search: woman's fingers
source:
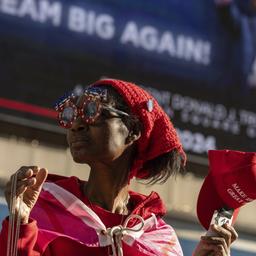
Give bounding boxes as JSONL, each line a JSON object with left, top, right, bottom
{"left": 223, "top": 223, "right": 239, "bottom": 243}
{"left": 200, "top": 241, "right": 226, "bottom": 256}
{"left": 3, "top": 166, "right": 48, "bottom": 224}
{"left": 9, "top": 166, "right": 40, "bottom": 196}
{"left": 200, "top": 223, "right": 239, "bottom": 256}
{"left": 13, "top": 178, "right": 36, "bottom": 195}
{"left": 201, "top": 235, "right": 229, "bottom": 255}
{"left": 193, "top": 223, "right": 238, "bottom": 255}
{"left": 210, "top": 223, "right": 239, "bottom": 248}
{"left": 17, "top": 166, "right": 40, "bottom": 180}
{"left": 210, "top": 224, "right": 232, "bottom": 247}
{"left": 30, "top": 168, "right": 48, "bottom": 191}
{"left": 4, "top": 166, "right": 46, "bottom": 202}
{"left": 193, "top": 236, "right": 229, "bottom": 256}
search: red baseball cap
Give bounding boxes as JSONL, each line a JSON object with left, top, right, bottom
{"left": 197, "top": 149, "right": 256, "bottom": 230}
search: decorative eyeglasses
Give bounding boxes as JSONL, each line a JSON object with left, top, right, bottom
{"left": 55, "top": 88, "right": 129, "bottom": 128}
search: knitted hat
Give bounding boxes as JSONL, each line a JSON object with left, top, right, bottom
{"left": 91, "top": 79, "right": 186, "bottom": 180}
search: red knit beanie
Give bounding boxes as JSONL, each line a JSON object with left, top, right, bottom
{"left": 91, "top": 79, "right": 186, "bottom": 180}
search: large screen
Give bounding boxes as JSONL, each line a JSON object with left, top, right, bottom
{"left": 0, "top": 0, "right": 255, "bottom": 156}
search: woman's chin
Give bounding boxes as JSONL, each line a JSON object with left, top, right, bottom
{"left": 71, "top": 150, "right": 88, "bottom": 164}
{"left": 73, "top": 157, "right": 86, "bottom": 164}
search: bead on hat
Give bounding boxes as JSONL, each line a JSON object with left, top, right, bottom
{"left": 147, "top": 99, "right": 154, "bottom": 112}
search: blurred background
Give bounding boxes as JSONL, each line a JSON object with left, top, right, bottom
{"left": 0, "top": 0, "right": 256, "bottom": 254}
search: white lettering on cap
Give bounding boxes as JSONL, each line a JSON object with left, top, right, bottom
{"left": 226, "top": 183, "right": 253, "bottom": 205}
{"left": 227, "top": 188, "right": 245, "bottom": 204}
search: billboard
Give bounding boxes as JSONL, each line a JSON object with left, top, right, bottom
{"left": 144, "top": 85, "right": 256, "bottom": 155}
{"left": 0, "top": 0, "right": 255, "bottom": 156}
{"left": 0, "top": 0, "right": 256, "bottom": 89}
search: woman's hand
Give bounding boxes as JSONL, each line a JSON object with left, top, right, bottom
{"left": 193, "top": 224, "right": 238, "bottom": 256}
{"left": 4, "top": 166, "right": 48, "bottom": 224}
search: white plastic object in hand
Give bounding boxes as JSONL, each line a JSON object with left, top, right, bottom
{"left": 206, "top": 207, "right": 234, "bottom": 236}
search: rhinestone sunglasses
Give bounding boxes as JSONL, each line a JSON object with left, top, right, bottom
{"left": 55, "top": 88, "right": 129, "bottom": 128}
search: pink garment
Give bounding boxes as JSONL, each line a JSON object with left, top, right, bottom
{"left": 0, "top": 175, "right": 183, "bottom": 256}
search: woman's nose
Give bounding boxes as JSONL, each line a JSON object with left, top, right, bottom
{"left": 70, "top": 117, "right": 88, "bottom": 132}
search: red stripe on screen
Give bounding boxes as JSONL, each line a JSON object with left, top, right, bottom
{"left": 0, "top": 98, "right": 57, "bottom": 119}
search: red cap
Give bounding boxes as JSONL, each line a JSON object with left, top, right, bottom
{"left": 91, "top": 78, "right": 186, "bottom": 180}
{"left": 197, "top": 150, "right": 256, "bottom": 230}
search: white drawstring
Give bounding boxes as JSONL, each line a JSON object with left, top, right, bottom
{"left": 7, "top": 172, "right": 23, "bottom": 256}
{"left": 105, "top": 214, "right": 145, "bottom": 256}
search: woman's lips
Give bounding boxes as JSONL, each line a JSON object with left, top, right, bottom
{"left": 70, "top": 138, "right": 90, "bottom": 148}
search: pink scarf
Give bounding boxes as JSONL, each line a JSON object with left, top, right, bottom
{"left": 31, "top": 182, "right": 183, "bottom": 256}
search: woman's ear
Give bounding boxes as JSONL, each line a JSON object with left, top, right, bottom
{"left": 124, "top": 116, "right": 142, "bottom": 144}
{"left": 126, "top": 131, "right": 141, "bottom": 144}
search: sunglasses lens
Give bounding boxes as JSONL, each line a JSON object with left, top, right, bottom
{"left": 84, "top": 101, "right": 98, "bottom": 118}
{"left": 61, "top": 106, "right": 75, "bottom": 124}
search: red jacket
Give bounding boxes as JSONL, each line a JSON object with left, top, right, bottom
{"left": 0, "top": 175, "right": 183, "bottom": 256}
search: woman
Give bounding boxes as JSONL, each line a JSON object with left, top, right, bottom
{"left": 1, "top": 79, "right": 237, "bottom": 255}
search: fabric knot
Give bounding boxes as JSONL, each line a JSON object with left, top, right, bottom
{"left": 104, "top": 214, "right": 145, "bottom": 256}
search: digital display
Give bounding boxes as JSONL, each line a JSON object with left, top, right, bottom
{"left": 0, "top": 0, "right": 255, "bottom": 156}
